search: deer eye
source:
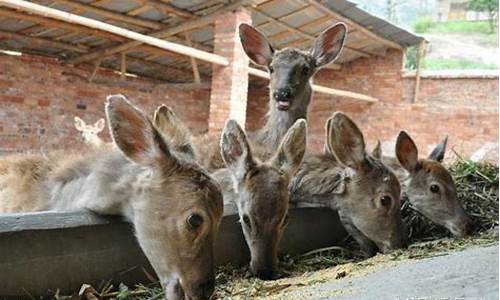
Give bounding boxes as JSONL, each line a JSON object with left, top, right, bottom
{"left": 302, "top": 66, "right": 310, "bottom": 75}
{"left": 187, "top": 214, "right": 203, "bottom": 229}
{"left": 430, "top": 184, "right": 440, "bottom": 194}
{"left": 380, "top": 195, "right": 392, "bottom": 207}
{"left": 243, "top": 214, "right": 251, "bottom": 229}
{"left": 268, "top": 66, "right": 274, "bottom": 74}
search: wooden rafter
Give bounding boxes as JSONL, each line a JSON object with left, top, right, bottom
{"left": 0, "top": 29, "right": 88, "bottom": 52}
{"left": 40, "top": 0, "right": 162, "bottom": 30}
{"left": 304, "top": 0, "right": 403, "bottom": 50}
{"left": 1, "top": 0, "right": 229, "bottom": 66}
{"left": 250, "top": 6, "right": 372, "bottom": 58}
{"left": 0, "top": 8, "right": 124, "bottom": 42}
{"left": 136, "top": 0, "right": 194, "bottom": 19}
{"left": 66, "top": 0, "right": 247, "bottom": 64}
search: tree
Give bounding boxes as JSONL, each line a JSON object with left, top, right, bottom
{"left": 468, "top": 0, "right": 499, "bottom": 33}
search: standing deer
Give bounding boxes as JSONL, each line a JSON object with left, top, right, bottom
{"left": 74, "top": 116, "right": 105, "bottom": 147}
{"left": 153, "top": 106, "right": 307, "bottom": 280}
{"left": 373, "top": 132, "right": 472, "bottom": 237}
{"left": 291, "top": 112, "right": 404, "bottom": 256}
{"left": 0, "top": 95, "right": 224, "bottom": 300}
{"left": 193, "top": 22, "right": 347, "bottom": 170}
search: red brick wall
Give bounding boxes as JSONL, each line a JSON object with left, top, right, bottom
{"left": 246, "top": 49, "right": 499, "bottom": 162}
{"left": 0, "top": 54, "right": 210, "bottom": 155}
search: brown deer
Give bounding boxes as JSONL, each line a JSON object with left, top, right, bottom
{"left": 193, "top": 22, "right": 347, "bottom": 170}
{"left": 373, "top": 132, "right": 472, "bottom": 237}
{"left": 0, "top": 95, "right": 224, "bottom": 300}
{"left": 290, "top": 112, "right": 404, "bottom": 256}
{"left": 153, "top": 106, "right": 307, "bottom": 280}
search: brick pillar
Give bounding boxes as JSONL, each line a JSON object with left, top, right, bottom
{"left": 208, "top": 8, "right": 251, "bottom": 135}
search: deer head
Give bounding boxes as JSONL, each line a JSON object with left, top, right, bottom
{"left": 324, "top": 113, "right": 404, "bottom": 256}
{"left": 395, "top": 131, "right": 472, "bottom": 238}
{"left": 107, "top": 95, "right": 223, "bottom": 300}
{"left": 74, "top": 116, "right": 105, "bottom": 147}
{"left": 239, "top": 22, "right": 346, "bottom": 112}
{"left": 219, "top": 119, "right": 307, "bottom": 279}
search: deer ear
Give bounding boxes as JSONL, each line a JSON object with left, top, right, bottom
{"left": 324, "top": 117, "right": 335, "bottom": 156}
{"left": 94, "top": 118, "right": 105, "bottom": 132}
{"left": 372, "top": 140, "right": 382, "bottom": 159}
{"left": 74, "top": 116, "right": 85, "bottom": 131}
{"left": 106, "top": 94, "right": 178, "bottom": 169}
{"left": 396, "top": 131, "right": 420, "bottom": 173}
{"left": 327, "top": 112, "right": 366, "bottom": 170}
{"left": 311, "top": 23, "right": 347, "bottom": 68}
{"left": 153, "top": 105, "right": 194, "bottom": 158}
{"left": 220, "top": 120, "right": 254, "bottom": 182}
{"left": 271, "top": 119, "right": 307, "bottom": 176}
{"left": 239, "top": 23, "right": 274, "bottom": 66}
{"left": 428, "top": 136, "right": 448, "bottom": 162}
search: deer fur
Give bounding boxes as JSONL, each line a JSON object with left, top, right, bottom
{"left": 0, "top": 95, "right": 224, "bottom": 300}
{"left": 192, "top": 22, "right": 347, "bottom": 170}
{"left": 372, "top": 133, "right": 472, "bottom": 238}
{"left": 290, "top": 112, "right": 405, "bottom": 256}
{"left": 153, "top": 105, "right": 307, "bottom": 280}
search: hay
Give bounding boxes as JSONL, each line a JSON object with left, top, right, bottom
{"left": 54, "top": 157, "right": 499, "bottom": 300}
{"left": 402, "top": 157, "right": 499, "bottom": 242}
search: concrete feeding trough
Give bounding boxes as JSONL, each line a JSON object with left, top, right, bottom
{"left": 0, "top": 206, "right": 347, "bottom": 298}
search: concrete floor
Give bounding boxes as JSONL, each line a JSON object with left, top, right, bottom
{"left": 291, "top": 245, "right": 499, "bottom": 300}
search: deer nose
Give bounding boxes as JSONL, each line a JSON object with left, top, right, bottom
{"left": 254, "top": 268, "right": 276, "bottom": 280}
{"left": 273, "top": 88, "right": 293, "bottom": 102}
{"left": 196, "top": 278, "right": 215, "bottom": 299}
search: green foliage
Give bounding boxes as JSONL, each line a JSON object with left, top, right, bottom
{"left": 422, "top": 58, "right": 498, "bottom": 70}
{"left": 404, "top": 46, "right": 418, "bottom": 70}
{"left": 413, "top": 15, "right": 433, "bottom": 33}
{"left": 468, "top": 0, "right": 499, "bottom": 12}
{"left": 468, "top": 0, "right": 499, "bottom": 33}
{"left": 432, "top": 20, "right": 493, "bottom": 34}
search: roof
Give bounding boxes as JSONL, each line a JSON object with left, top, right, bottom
{"left": 0, "top": 0, "right": 424, "bottom": 83}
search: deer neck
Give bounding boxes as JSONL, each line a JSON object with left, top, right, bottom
{"left": 290, "top": 153, "right": 346, "bottom": 210}
{"left": 256, "top": 84, "right": 311, "bottom": 156}
{"left": 47, "top": 151, "right": 136, "bottom": 219}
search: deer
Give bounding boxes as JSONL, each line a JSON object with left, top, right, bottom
{"left": 192, "top": 22, "right": 347, "bottom": 170}
{"left": 372, "top": 132, "right": 472, "bottom": 238}
{"left": 0, "top": 95, "right": 224, "bottom": 300}
{"left": 74, "top": 116, "right": 105, "bottom": 148}
{"left": 153, "top": 105, "right": 307, "bottom": 280}
{"left": 290, "top": 112, "right": 405, "bottom": 257}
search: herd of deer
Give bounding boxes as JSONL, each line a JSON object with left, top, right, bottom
{"left": 0, "top": 23, "right": 473, "bottom": 300}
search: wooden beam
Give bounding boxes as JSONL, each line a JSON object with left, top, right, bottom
{"left": 250, "top": 6, "right": 372, "bottom": 58}
{"left": 66, "top": 0, "right": 247, "bottom": 64}
{"left": 248, "top": 67, "right": 378, "bottom": 102}
{"left": 120, "top": 52, "right": 126, "bottom": 80}
{"left": 45, "top": 0, "right": 162, "bottom": 30}
{"left": 304, "top": 0, "right": 403, "bottom": 50}
{"left": 0, "top": 29, "right": 88, "bottom": 52}
{"left": 413, "top": 40, "right": 425, "bottom": 103}
{"left": 1, "top": 0, "right": 229, "bottom": 66}
{"left": 136, "top": 0, "right": 194, "bottom": 19}
{"left": 184, "top": 32, "right": 200, "bottom": 84}
{"left": 88, "top": 57, "right": 102, "bottom": 82}
{"left": 267, "top": 15, "right": 331, "bottom": 41}
{"left": 0, "top": 8, "right": 125, "bottom": 42}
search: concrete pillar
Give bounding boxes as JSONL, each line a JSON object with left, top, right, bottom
{"left": 208, "top": 8, "right": 251, "bottom": 135}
